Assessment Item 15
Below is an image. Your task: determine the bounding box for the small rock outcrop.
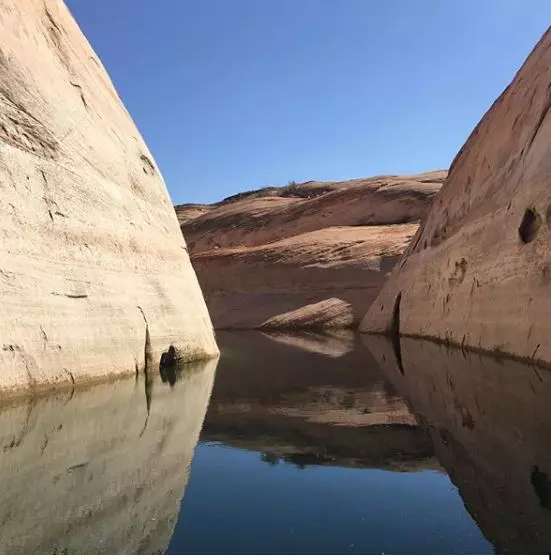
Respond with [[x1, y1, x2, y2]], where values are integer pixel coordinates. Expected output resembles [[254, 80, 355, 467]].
[[178, 172, 445, 329], [360, 28, 551, 366], [0, 0, 218, 393]]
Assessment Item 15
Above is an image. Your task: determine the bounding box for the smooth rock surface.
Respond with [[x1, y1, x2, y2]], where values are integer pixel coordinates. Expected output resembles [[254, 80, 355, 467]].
[[0, 0, 218, 393], [180, 173, 445, 329], [360, 29, 551, 365]]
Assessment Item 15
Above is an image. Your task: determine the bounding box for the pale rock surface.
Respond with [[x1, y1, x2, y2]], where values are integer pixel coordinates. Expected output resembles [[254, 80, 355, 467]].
[[0, 0, 218, 394], [180, 173, 445, 329], [360, 29, 551, 365], [0, 359, 216, 554]]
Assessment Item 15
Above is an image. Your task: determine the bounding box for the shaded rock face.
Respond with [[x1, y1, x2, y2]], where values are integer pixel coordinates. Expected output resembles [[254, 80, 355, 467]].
[[0, 0, 218, 393], [360, 28, 551, 365], [0, 358, 217, 554], [362, 335, 551, 554], [200, 331, 436, 471], [179, 172, 445, 329]]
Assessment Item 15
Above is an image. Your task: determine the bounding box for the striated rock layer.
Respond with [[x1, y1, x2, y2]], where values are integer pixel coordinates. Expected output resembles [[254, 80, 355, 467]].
[[360, 28, 551, 365], [179, 172, 445, 329], [0, 0, 218, 394]]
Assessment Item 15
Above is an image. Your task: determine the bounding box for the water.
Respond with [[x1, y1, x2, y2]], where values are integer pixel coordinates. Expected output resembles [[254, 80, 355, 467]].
[[0, 330, 550, 553]]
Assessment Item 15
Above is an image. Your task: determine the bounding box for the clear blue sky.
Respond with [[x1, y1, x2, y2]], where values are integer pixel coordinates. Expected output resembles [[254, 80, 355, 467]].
[[66, 0, 551, 204]]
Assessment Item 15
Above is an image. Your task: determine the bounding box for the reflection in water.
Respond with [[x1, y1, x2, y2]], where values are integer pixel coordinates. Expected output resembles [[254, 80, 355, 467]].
[[168, 332, 491, 554], [363, 334, 551, 554], [202, 331, 436, 471], [0, 358, 216, 554], [1, 329, 548, 554]]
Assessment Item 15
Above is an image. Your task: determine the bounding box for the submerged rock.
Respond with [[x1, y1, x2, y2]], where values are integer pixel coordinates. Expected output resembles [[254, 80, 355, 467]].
[[179, 172, 445, 329], [360, 28, 551, 365], [0, 0, 218, 393]]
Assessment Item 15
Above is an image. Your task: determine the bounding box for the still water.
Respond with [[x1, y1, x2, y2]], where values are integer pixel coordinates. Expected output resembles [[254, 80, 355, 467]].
[[0, 330, 550, 553]]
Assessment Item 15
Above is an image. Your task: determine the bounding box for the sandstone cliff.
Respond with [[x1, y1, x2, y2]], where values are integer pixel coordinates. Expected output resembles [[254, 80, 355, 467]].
[[360, 28, 551, 365], [0, 0, 218, 394], [0, 358, 216, 554], [178, 172, 445, 329]]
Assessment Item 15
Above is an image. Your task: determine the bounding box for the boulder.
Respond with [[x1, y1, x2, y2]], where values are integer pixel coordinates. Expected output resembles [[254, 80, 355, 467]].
[[0, 0, 218, 394], [360, 28, 551, 366]]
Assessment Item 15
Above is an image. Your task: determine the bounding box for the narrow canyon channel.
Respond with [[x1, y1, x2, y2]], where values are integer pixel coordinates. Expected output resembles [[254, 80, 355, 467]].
[[1, 331, 550, 554]]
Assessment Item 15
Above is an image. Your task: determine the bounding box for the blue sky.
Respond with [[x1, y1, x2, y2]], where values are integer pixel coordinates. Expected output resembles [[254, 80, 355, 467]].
[[66, 1, 551, 204]]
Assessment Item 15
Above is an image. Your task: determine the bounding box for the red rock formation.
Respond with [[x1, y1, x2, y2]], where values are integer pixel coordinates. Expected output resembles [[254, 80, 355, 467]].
[[360, 28, 551, 365], [179, 172, 445, 329]]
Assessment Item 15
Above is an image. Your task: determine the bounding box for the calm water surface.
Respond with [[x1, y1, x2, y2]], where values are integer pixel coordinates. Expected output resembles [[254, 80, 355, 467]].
[[0, 330, 550, 553]]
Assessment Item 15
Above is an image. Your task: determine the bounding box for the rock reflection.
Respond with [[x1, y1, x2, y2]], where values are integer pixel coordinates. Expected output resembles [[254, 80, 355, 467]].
[[363, 334, 551, 554], [201, 331, 437, 471], [0, 358, 217, 554]]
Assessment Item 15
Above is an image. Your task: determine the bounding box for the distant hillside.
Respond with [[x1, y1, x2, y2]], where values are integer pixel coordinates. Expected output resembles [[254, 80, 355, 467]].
[[177, 171, 447, 329]]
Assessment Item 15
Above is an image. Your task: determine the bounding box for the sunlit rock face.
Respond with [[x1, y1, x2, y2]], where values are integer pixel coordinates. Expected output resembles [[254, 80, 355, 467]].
[[201, 332, 437, 471], [178, 172, 445, 329], [0, 359, 216, 554], [363, 335, 551, 554], [360, 28, 551, 366], [0, 0, 218, 394]]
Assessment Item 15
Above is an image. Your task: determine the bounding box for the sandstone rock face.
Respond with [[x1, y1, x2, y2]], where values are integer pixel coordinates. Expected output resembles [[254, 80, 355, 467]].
[[0, 0, 218, 394], [180, 172, 445, 329], [0, 358, 216, 554], [360, 29, 551, 365], [363, 335, 551, 553]]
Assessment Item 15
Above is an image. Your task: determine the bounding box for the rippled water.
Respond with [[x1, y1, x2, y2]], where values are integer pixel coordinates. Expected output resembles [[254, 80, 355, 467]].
[[0, 330, 550, 553]]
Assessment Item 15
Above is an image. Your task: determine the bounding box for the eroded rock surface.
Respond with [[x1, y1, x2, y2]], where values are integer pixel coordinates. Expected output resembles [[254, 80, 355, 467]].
[[0, 0, 218, 393], [179, 172, 445, 329], [360, 29, 551, 365]]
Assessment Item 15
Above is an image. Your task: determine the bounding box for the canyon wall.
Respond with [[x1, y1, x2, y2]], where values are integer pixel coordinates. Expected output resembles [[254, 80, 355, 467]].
[[0, 0, 218, 394], [360, 28, 551, 365], [179, 172, 445, 329]]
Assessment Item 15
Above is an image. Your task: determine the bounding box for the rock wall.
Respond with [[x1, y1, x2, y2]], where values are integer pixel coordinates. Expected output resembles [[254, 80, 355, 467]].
[[179, 172, 445, 329], [0, 0, 218, 394], [360, 28, 551, 365], [363, 335, 551, 553], [0, 358, 216, 554]]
